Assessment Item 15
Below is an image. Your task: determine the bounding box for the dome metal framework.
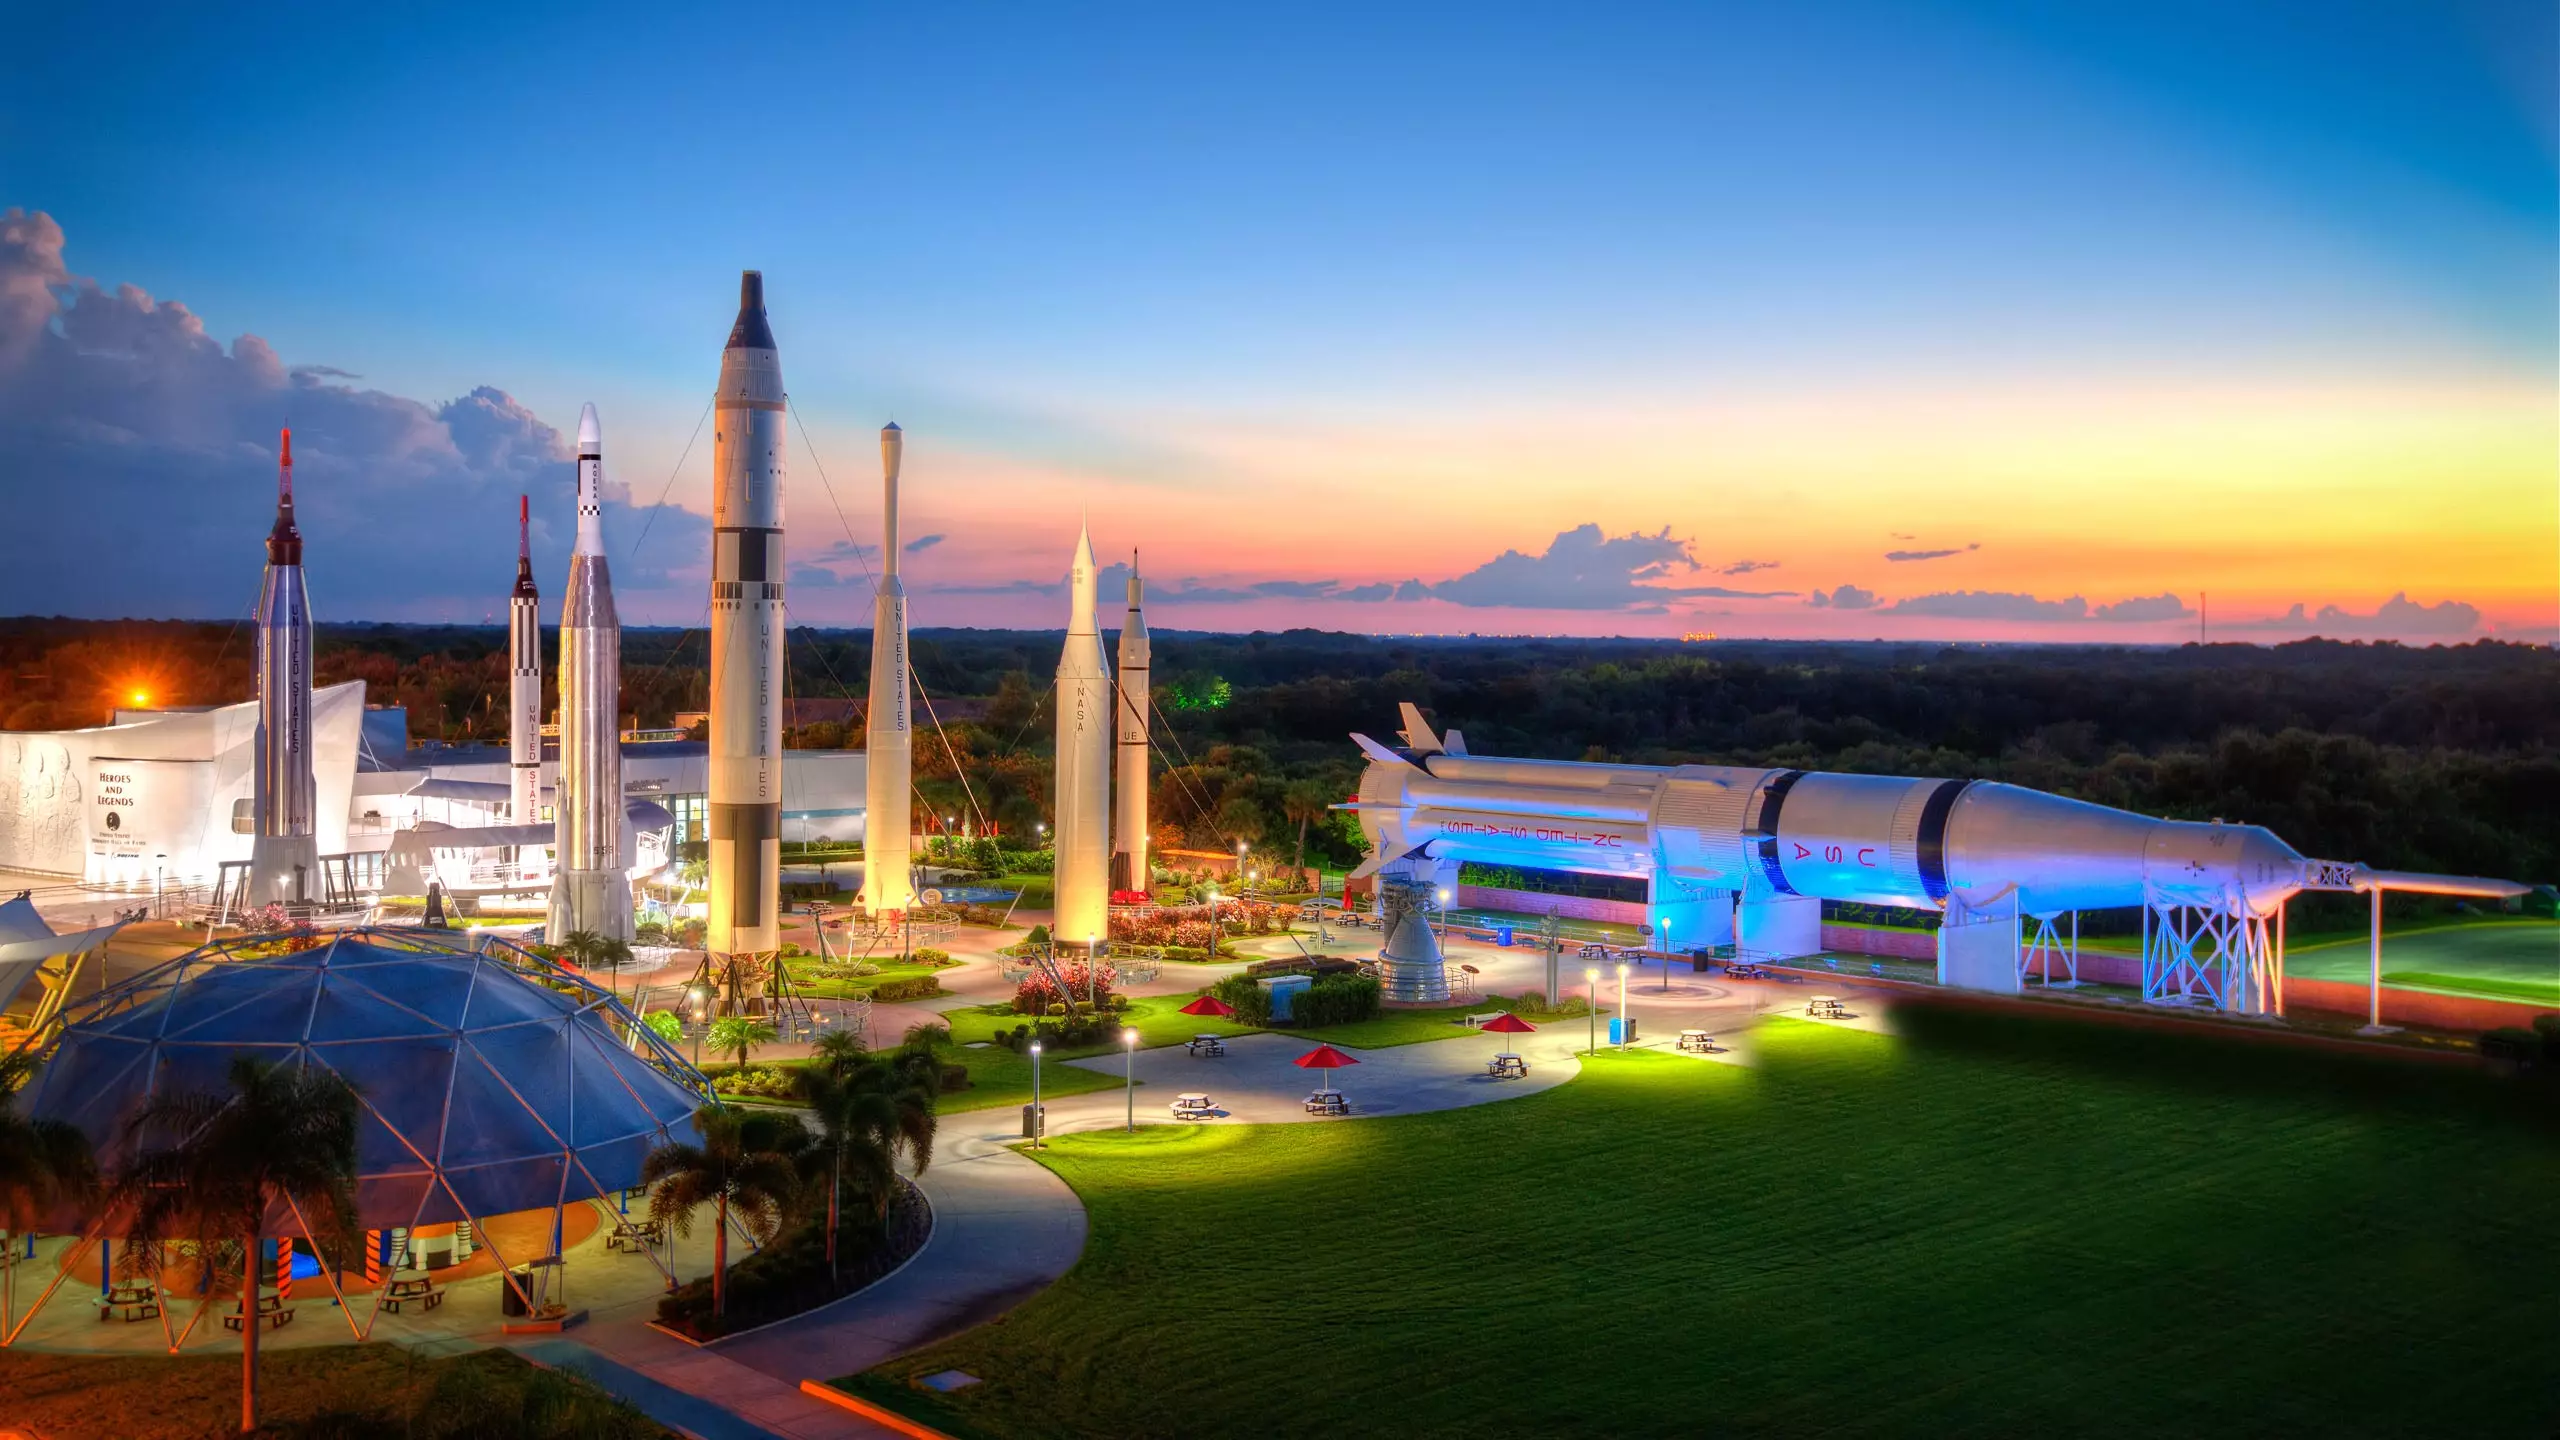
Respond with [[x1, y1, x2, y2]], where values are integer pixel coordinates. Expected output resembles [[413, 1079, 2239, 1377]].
[[4, 926, 711, 1347]]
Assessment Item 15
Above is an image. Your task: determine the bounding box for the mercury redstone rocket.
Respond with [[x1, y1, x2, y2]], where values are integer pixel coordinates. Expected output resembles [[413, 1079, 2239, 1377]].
[[858, 422, 914, 917], [1110, 555, 1149, 894], [508, 496, 542, 824], [247, 427, 318, 905], [1052, 524, 1112, 944], [547, 404, 633, 942], [706, 271, 787, 964]]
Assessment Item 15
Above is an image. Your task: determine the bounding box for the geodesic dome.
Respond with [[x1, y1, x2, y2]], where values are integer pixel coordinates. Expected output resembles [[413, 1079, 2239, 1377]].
[[22, 927, 708, 1230]]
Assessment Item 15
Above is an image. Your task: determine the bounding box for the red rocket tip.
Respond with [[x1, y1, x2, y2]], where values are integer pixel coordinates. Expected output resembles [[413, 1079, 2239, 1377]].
[[281, 428, 292, 467]]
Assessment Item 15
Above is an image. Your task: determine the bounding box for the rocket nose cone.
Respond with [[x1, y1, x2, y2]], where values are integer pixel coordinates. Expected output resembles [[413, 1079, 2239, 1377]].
[[577, 403, 601, 450], [726, 269, 777, 351]]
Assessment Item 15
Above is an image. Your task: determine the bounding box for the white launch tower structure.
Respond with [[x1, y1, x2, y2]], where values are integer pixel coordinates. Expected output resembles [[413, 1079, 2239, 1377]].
[[859, 423, 914, 917]]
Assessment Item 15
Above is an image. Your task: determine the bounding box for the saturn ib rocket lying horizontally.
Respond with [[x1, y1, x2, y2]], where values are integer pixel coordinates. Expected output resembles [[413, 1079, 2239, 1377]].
[[247, 428, 318, 905], [1052, 524, 1112, 944], [707, 271, 786, 962], [859, 422, 914, 916], [547, 403, 633, 942]]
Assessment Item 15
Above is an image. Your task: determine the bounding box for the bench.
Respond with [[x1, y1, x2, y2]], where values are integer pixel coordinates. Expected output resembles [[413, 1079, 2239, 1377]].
[[1464, 1012, 1509, 1029]]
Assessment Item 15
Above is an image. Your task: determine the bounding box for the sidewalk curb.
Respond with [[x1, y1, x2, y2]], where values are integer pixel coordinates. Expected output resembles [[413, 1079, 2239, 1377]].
[[799, 1379, 958, 1440]]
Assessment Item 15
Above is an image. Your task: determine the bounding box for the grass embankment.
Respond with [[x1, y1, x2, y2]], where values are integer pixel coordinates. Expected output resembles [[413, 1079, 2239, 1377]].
[[854, 1011, 2560, 1439], [2285, 921, 2559, 1006], [0, 1344, 668, 1439], [780, 958, 952, 1000]]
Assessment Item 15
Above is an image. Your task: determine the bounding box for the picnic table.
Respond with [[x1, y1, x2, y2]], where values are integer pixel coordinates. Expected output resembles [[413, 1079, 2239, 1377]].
[[382, 1274, 444, 1314], [1677, 1029, 1719, 1054], [1486, 1052, 1529, 1079], [1304, 1089, 1350, 1116], [1725, 962, 1768, 979], [1186, 1033, 1227, 1057], [223, 1290, 293, 1333], [1170, 1092, 1215, 1120], [1807, 995, 1845, 1018], [607, 1217, 665, 1253], [99, 1281, 159, 1323]]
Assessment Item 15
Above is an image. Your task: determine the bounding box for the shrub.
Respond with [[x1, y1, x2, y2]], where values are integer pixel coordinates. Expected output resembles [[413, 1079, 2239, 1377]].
[[1209, 975, 1273, 1026], [712, 1065, 801, 1098], [912, 947, 953, 967], [1012, 962, 1118, 1013], [869, 976, 946, 1003], [1292, 975, 1381, 1028], [1026, 924, 1051, 948]]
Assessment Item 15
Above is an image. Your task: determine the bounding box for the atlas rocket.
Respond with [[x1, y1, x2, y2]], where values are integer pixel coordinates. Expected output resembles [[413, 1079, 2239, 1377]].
[[1110, 554, 1149, 894], [508, 496, 542, 824], [858, 423, 915, 916], [707, 271, 786, 961], [547, 403, 633, 942], [1052, 524, 1113, 944], [247, 427, 318, 905]]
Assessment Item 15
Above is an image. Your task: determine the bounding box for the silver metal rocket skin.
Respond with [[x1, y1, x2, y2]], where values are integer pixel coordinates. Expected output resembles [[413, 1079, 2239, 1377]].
[[1052, 524, 1112, 944], [248, 427, 318, 904], [1110, 555, 1149, 893], [707, 271, 786, 959], [508, 495, 542, 824], [858, 422, 914, 916], [547, 403, 633, 942]]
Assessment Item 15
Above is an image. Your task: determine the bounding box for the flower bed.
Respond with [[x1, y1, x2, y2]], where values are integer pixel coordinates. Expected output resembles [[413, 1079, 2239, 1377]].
[[655, 1178, 931, 1342]]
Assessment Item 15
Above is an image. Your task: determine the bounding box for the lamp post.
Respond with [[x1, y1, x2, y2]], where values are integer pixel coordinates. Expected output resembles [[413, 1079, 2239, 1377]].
[[1122, 1027, 1140, 1131], [1029, 1040, 1043, 1150], [1436, 887, 1452, 947], [1585, 966, 1599, 1055], [1660, 920, 1671, 993], [1088, 933, 1101, 1009], [1616, 962, 1630, 1051]]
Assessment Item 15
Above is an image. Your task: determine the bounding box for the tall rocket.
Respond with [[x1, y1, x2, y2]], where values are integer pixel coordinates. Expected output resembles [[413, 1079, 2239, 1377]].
[[858, 422, 914, 916], [547, 404, 633, 942], [707, 271, 786, 962], [1111, 554, 1149, 894], [508, 496, 542, 824], [248, 427, 318, 905], [1052, 524, 1112, 944]]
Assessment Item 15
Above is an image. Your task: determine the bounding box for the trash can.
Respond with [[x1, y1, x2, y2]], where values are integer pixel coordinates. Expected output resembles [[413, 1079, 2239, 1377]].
[[1608, 1017, 1639, 1046], [1494, 925, 1515, 947], [1020, 1102, 1045, 1140], [1689, 948, 1713, 973], [501, 1268, 532, 1317]]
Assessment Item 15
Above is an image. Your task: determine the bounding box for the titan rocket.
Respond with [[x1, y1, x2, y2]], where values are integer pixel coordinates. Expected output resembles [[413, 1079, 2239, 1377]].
[[707, 271, 786, 960], [508, 496, 542, 824], [247, 427, 318, 905], [1052, 524, 1112, 943], [1110, 554, 1149, 894], [858, 422, 914, 916], [547, 403, 633, 942]]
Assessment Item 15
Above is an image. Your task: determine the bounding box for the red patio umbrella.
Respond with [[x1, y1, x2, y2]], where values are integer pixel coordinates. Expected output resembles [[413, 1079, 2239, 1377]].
[[1295, 1044, 1360, 1100], [1179, 994, 1238, 1018], [1481, 1010, 1534, 1072]]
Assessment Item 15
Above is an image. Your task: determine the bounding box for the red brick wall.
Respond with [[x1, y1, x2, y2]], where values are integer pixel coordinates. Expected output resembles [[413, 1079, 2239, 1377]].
[[1455, 885, 1646, 924], [1819, 923, 1936, 960]]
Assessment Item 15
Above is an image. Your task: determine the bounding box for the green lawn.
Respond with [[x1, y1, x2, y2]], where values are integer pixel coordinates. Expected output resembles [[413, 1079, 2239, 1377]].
[[993, 873, 1055, 911], [2287, 920, 2559, 1004], [943, 997, 1257, 1053], [850, 1010, 2560, 1438], [937, 1044, 1120, 1113], [778, 958, 952, 1000]]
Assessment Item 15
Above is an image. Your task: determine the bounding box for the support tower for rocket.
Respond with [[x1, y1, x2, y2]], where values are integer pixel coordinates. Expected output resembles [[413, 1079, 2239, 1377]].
[[1111, 555, 1149, 893], [248, 428, 318, 906], [508, 496, 542, 824], [707, 271, 787, 976], [1052, 524, 1112, 944], [548, 404, 633, 942], [859, 422, 914, 916]]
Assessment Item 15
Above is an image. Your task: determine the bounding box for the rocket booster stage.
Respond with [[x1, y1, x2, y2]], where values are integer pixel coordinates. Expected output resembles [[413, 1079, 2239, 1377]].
[[549, 403, 632, 942], [508, 495, 542, 824], [1052, 524, 1112, 943], [1111, 556, 1149, 893], [859, 422, 914, 916], [707, 271, 787, 958], [248, 427, 317, 905]]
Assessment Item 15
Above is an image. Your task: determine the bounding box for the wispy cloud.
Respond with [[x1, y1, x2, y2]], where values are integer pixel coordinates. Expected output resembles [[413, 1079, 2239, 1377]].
[[1884, 543, 1981, 563]]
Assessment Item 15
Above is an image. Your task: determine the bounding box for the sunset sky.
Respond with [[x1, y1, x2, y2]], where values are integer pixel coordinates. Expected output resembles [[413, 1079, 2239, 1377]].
[[3, 1, 2552, 641]]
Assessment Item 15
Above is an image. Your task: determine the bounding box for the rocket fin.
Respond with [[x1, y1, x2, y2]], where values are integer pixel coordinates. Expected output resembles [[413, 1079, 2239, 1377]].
[[1396, 703, 1444, 755], [1442, 728, 1468, 756], [1351, 733, 1415, 768]]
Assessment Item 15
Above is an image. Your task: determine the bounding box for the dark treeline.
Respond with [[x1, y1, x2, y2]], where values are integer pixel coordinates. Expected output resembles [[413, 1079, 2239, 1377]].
[[4, 621, 2554, 899]]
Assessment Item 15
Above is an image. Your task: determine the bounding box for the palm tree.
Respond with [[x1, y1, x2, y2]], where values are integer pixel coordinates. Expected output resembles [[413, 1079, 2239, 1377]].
[[558, 929, 634, 973], [1283, 781, 1334, 879], [106, 1056, 360, 1436], [705, 1016, 778, 1070], [0, 1052, 95, 1333], [641, 1106, 800, 1318], [794, 1045, 936, 1280]]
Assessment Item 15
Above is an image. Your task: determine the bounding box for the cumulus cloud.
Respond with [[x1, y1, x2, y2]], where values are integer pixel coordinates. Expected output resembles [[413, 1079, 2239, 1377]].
[[2090, 593, 2192, 623], [1399, 524, 1794, 611], [1885, 590, 2091, 621], [2245, 593, 2483, 639], [1807, 584, 1879, 610], [0, 208, 708, 618], [1338, 582, 1395, 602], [1884, 543, 1981, 563]]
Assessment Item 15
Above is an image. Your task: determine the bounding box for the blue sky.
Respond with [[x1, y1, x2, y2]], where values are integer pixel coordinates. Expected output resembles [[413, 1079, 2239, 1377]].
[[3, 1, 2552, 636]]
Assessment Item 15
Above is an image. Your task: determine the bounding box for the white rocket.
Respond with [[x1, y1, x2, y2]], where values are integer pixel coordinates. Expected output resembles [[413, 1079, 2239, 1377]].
[[707, 271, 786, 961], [858, 422, 914, 916], [547, 403, 633, 942], [508, 495, 542, 824], [247, 427, 318, 905], [1052, 523, 1112, 944], [1111, 554, 1149, 894]]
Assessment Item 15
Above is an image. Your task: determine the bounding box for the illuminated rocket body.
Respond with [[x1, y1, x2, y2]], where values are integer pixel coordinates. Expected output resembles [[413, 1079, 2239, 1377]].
[[858, 423, 914, 916], [248, 428, 318, 905], [1052, 525, 1112, 943], [547, 404, 633, 942], [508, 496, 542, 824], [707, 271, 786, 960], [1110, 557, 1149, 893]]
